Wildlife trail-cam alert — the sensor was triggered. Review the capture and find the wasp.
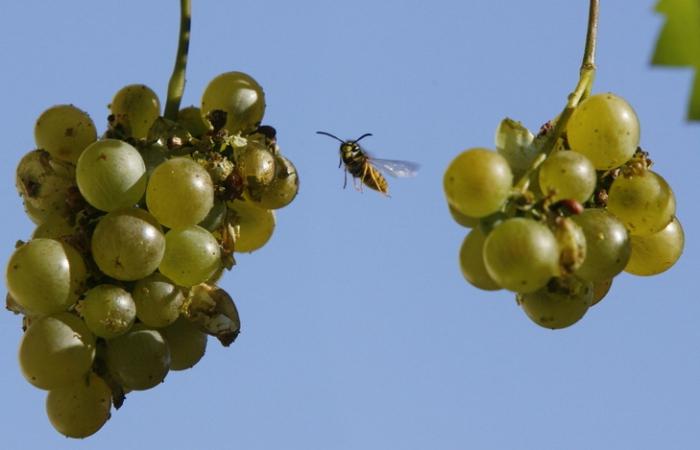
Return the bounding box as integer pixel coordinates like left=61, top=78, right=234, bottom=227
left=316, top=131, right=419, bottom=195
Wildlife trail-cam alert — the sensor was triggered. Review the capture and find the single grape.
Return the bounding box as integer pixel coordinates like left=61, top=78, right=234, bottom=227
left=201, top=71, right=266, bottom=134
left=459, top=228, right=501, bottom=291
left=228, top=200, right=276, bottom=253
left=567, top=93, right=640, bottom=170
left=46, top=372, right=112, bottom=438
left=132, top=273, right=186, bottom=327
left=110, top=84, right=161, bottom=139
left=482, top=218, right=559, bottom=293
left=591, top=278, right=613, bottom=306
left=607, top=170, right=676, bottom=236
left=447, top=203, right=480, bottom=228
left=106, top=324, right=170, bottom=391
left=76, top=139, right=147, bottom=212
left=625, top=216, right=684, bottom=276
left=34, top=104, right=97, bottom=163
left=146, top=157, right=214, bottom=228
left=78, top=284, right=136, bottom=338
left=91, top=208, right=165, bottom=281
left=159, top=225, right=221, bottom=287
left=538, top=150, right=596, bottom=203
left=494, top=118, right=537, bottom=178
left=32, top=213, right=74, bottom=239
left=518, top=277, right=592, bottom=329
left=161, top=317, right=208, bottom=371
left=443, top=148, right=513, bottom=218
left=178, top=106, right=211, bottom=137
left=19, top=313, right=95, bottom=390
left=252, top=155, right=299, bottom=209
left=6, top=239, right=86, bottom=315
left=573, top=209, right=631, bottom=282
left=15, top=150, right=75, bottom=224
left=239, top=144, right=275, bottom=186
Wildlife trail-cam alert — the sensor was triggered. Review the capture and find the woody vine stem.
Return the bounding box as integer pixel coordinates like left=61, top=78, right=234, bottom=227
left=164, top=0, right=192, bottom=121
left=516, top=0, right=599, bottom=192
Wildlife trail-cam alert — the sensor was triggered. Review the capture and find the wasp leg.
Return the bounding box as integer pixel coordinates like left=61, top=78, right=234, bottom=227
left=343, top=169, right=348, bottom=189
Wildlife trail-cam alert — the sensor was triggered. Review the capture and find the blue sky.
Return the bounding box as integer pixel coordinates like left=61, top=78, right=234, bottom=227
left=1, top=1, right=698, bottom=449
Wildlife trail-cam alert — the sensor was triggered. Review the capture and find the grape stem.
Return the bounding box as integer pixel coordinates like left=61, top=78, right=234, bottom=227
left=164, top=0, right=192, bottom=121
left=515, top=0, right=599, bottom=192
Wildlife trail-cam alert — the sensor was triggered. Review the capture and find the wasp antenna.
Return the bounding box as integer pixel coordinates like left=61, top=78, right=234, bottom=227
left=353, top=133, right=373, bottom=143
left=316, top=131, right=345, bottom=143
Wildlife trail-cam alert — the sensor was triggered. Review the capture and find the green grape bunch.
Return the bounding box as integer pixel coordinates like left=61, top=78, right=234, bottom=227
left=5, top=71, right=300, bottom=438
left=444, top=92, right=683, bottom=330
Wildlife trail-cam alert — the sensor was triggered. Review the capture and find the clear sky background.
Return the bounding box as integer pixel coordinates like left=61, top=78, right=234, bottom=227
left=0, top=1, right=698, bottom=449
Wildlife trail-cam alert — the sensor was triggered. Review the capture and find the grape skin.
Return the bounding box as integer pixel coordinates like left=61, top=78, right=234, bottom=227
left=625, top=217, right=684, bottom=276
left=106, top=325, right=170, bottom=391
left=110, top=84, right=161, bottom=139
left=573, top=209, right=631, bottom=282
left=34, top=104, right=97, bottom=163
left=538, top=150, right=596, bottom=203
left=518, top=277, right=592, bottom=330
left=159, top=225, right=221, bottom=287
left=46, top=373, right=112, bottom=438
left=459, top=228, right=501, bottom=291
left=228, top=200, right=276, bottom=253
left=132, top=273, right=186, bottom=327
left=201, top=71, right=266, bottom=134
left=78, top=284, right=136, bottom=338
left=161, top=318, right=208, bottom=371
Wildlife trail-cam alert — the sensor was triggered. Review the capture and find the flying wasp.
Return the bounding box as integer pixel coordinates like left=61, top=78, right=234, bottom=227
left=316, top=131, right=419, bottom=195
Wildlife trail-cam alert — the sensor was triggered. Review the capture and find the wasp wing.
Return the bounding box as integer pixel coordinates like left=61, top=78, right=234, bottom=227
left=370, top=158, right=420, bottom=178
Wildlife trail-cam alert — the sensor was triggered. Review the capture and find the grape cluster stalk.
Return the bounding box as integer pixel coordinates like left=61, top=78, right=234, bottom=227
left=6, top=70, right=299, bottom=437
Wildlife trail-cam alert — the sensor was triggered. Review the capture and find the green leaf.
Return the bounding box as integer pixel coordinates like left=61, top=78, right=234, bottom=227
left=652, top=0, right=700, bottom=120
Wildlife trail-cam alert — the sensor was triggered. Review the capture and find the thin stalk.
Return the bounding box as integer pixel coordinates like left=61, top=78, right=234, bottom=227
left=164, top=0, right=192, bottom=120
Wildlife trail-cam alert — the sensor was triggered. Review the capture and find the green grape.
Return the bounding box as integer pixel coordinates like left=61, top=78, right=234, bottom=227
left=34, top=104, right=97, bottom=163
left=46, top=372, right=112, bottom=438
left=201, top=71, right=266, bottom=134
left=573, top=209, right=631, bottom=282
left=518, top=277, right=592, bottom=329
left=447, top=203, right=480, bottom=228
left=106, top=324, right=170, bottom=391
left=146, top=157, right=214, bottom=228
left=482, top=218, right=558, bottom=293
left=443, top=148, right=513, bottom=218
left=15, top=150, right=75, bottom=224
left=538, top=150, right=596, bottom=203
left=228, top=200, right=276, bottom=253
left=19, top=313, right=95, bottom=390
left=132, top=273, right=185, bottom=327
left=161, top=317, right=208, bottom=371
left=625, top=216, right=684, bottom=276
left=239, top=145, right=275, bottom=186
left=32, top=213, right=74, bottom=239
left=91, top=208, right=165, bottom=281
left=591, top=278, right=613, bottom=306
left=78, top=284, right=136, bottom=338
left=110, top=84, right=161, bottom=139
left=178, top=106, right=211, bottom=137
left=494, top=118, right=536, bottom=178
left=76, top=139, right=147, bottom=212
left=607, top=170, right=676, bottom=236
left=159, top=225, right=221, bottom=287
left=253, top=155, right=299, bottom=209
left=198, top=200, right=227, bottom=231
left=6, top=239, right=86, bottom=315
left=567, top=93, right=640, bottom=170
left=459, top=228, right=501, bottom=291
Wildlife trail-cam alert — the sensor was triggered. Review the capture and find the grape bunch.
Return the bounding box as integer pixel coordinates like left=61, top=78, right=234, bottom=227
left=6, top=71, right=299, bottom=438
left=444, top=93, right=683, bottom=329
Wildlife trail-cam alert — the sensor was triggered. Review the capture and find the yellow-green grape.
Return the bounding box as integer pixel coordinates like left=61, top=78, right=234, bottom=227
left=146, top=157, right=214, bottom=228
left=91, top=208, right=165, bottom=281
left=518, top=277, right=593, bottom=329
left=240, top=144, right=275, bottom=186
left=567, top=93, right=640, bottom=170
left=76, top=139, right=147, bottom=212
left=607, top=170, right=676, bottom=236
left=443, top=148, right=513, bottom=218
left=625, top=217, right=684, bottom=276
left=132, top=273, right=185, bottom=327
left=6, top=239, right=86, bottom=315
left=178, top=106, right=211, bottom=137
left=591, top=278, right=613, bottom=306
left=201, top=71, right=266, bottom=134
left=459, top=228, right=501, bottom=291
left=19, top=313, right=95, bottom=390
left=161, top=317, right=208, bottom=371
left=447, top=203, right=480, bottom=228
left=482, top=218, right=558, bottom=293
left=159, top=226, right=221, bottom=287
left=34, top=104, right=97, bottom=163
left=106, top=324, right=170, bottom=391
left=32, top=213, right=74, bottom=239
left=538, top=150, right=596, bottom=203
left=228, top=200, right=276, bottom=253
left=255, top=155, right=299, bottom=209
left=15, top=150, right=75, bottom=224
left=78, top=284, right=136, bottom=338
left=573, top=209, right=631, bottom=282
left=110, top=84, right=161, bottom=139
left=494, top=118, right=536, bottom=178
left=46, top=372, right=112, bottom=438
